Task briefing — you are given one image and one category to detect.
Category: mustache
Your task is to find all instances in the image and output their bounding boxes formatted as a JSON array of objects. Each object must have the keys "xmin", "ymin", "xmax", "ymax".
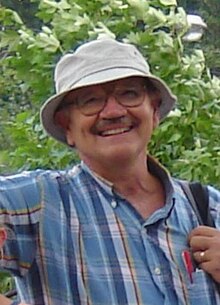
[{"xmin": 93, "ymin": 116, "xmax": 134, "ymax": 132}]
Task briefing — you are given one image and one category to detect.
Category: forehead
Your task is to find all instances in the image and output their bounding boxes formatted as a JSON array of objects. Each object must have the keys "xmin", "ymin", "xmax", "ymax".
[{"xmin": 65, "ymin": 76, "xmax": 146, "ymax": 99}]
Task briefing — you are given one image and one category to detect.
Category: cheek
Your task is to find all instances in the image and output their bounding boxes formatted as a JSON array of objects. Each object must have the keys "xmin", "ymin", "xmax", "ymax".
[
  {"xmin": 141, "ymin": 102, "xmax": 158, "ymax": 124},
  {"xmin": 65, "ymin": 112, "xmax": 92, "ymax": 146}
]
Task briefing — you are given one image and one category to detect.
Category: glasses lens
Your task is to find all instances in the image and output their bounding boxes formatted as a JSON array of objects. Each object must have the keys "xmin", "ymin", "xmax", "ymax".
[
  {"xmin": 78, "ymin": 95, "xmax": 106, "ymax": 115},
  {"xmin": 115, "ymin": 85, "xmax": 145, "ymax": 107},
  {"xmin": 75, "ymin": 83, "xmax": 146, "ymax": 116}
]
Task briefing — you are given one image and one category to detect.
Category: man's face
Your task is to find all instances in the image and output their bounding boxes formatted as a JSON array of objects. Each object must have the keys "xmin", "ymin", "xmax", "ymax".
[{"xmin": 56, "ymin": 77, "xmax": 160, "ymax": 173}]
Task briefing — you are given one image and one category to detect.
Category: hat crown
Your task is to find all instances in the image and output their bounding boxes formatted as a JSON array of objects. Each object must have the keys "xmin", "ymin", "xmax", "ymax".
[
  {"xmin": 41, "ymin": 38, "xmax": 176, "ymax": 145},
  {"xmin": 54, "ymin": 39, "xmax": 150, "ymax": 93}
]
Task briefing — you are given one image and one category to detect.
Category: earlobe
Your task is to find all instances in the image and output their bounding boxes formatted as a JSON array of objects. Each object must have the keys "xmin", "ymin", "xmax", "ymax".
[
  {"xmin": 151, "ymin": 95, "xmax": 161, "ymax": 128},
  {"xmin": 153, "ymin": 109, "xmax": 160, "ymax": 128},
  {"xmin": 151, "ymin": 100, "xmax": 160, "ymax": 128},
  {"xmin": 66, "ymin": 130, "xmax": 75, "ymax": 147}
]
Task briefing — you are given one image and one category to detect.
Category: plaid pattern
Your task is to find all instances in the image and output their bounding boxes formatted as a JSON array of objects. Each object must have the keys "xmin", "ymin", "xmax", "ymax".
[{"xmin": 0, "ymin": 160, "xmax": 220, "ymax": 305}]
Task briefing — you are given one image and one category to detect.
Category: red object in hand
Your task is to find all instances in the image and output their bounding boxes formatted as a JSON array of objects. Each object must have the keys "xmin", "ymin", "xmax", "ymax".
[{"xmin": 182, "ymin": 250, "xmax": 195, "ymax": 283}]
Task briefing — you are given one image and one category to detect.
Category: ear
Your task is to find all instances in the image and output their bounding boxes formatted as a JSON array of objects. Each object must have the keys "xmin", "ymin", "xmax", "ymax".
[
  {"xmin": 151, "ymin": 96, "xmax": 161, "ymax": 129},
  {"xmin": 54, "ymin": 110, "xmax": 76, "ymax": 147},
  {"xmin": 153, "ymin": 108, "xmax": 160, "ymax": 129},
  {"xmin": 66, "ymin": 128, "xmax": 76, "ymax": 147},
  {"xmin": 54, "ymin": 110, "xmax": 69, "ymax": 130}
]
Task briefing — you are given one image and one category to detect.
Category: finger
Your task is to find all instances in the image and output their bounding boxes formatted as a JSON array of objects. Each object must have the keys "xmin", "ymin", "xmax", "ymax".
[
  {"xmin": 189, "ymin": 226, "xmax": 218, "ymax": 239},
  {"xmin": 196, "ymin": 259, "xmax": 220, "ymax": 282},
  {"xmin": 193, "ymin": 250, "xmax": 209, "ymax": 264},
  {"xmin": 192, "ymin": 251, "xmax": 220, "ymax": 283},
  {"xmin": 189, "ymin": 235, "xmax": 211, "ymax": 251}
]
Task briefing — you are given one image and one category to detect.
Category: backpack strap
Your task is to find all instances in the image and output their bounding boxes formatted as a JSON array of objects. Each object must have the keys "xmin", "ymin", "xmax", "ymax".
[
  {"xmin": 179, "ymin": 181, "xmax": 215, "ymax": 227},
  {"xmin": 179, "ymin": 181, "xmax": 220, "ymax": 295}
]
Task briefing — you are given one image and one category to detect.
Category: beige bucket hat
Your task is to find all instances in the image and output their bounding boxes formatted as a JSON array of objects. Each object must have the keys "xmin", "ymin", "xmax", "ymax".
[{"xmin": 40, "ymin": 38, "xmax": 176, "ymax": 145}]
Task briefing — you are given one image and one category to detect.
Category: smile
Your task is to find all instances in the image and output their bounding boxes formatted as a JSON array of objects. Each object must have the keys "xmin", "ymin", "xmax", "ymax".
[{"xmin": 100, "ymin": 127, "xmax": 132, "ymax": 136}]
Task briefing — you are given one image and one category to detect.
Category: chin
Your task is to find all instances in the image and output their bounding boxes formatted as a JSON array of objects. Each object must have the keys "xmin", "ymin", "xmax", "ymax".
[{"xmin": 102, "ymin": 145, "xmax": 140, "ymax": 163}]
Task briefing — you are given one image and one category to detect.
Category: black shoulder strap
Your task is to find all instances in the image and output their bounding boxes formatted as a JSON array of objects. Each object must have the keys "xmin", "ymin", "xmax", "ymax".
[
  {"xmin": 179, "ymin": 181, "xmax": 215, "ymax": 227},
  {"xmin": 179, "ymin": 181, "xmax": 220, "ymax": 295}
]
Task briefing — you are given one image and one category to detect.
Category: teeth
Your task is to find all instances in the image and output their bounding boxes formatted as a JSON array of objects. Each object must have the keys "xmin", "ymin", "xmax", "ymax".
[{"xmin": 101, "ymin": 127, "xmax": 130, "ymax": 136}]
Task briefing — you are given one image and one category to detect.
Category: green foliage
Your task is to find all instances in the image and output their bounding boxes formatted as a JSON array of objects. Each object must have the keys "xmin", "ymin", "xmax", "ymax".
[
  {"xmin": 1, "ymin": 111, "xmax": 78, "ymax": 172},
  {"xmin": 178, "ymin": 0, "xmax": 220, "ymax": 71},
  {"xmin": 0, "ymin": 271, "xmax": 14, "ymax": 294}
]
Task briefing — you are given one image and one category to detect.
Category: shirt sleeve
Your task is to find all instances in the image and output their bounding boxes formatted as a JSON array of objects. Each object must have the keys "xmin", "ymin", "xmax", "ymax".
[
  {"xmin": 0, "ymin": 171, "xmax": 42, "ymax": 276},
  {"xmin": 207, "ymin": 185, "xmax": 220, "ymax": 229}
]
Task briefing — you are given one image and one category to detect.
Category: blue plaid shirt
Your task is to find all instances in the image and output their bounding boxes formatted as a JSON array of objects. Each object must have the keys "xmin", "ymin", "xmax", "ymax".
[{"xmin": 1, "ymin": 159, "xmax": 220, "ymax": 305}]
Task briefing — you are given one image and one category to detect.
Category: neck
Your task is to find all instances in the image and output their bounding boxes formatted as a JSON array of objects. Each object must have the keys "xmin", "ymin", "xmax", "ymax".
[
  {"xmin": 112, "ymin": 163, "xmax": 160, "ymax": 198},
  {"xmin": 84, "ymin": 154, "xmax": 155, "ymax": 193},
  {"xmin": 84, "ymin": 155, "xmax": 165, "ymax": 218}
]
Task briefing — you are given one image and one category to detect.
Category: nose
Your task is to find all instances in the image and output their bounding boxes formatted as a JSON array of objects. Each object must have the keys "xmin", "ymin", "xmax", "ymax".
[{"xmin": 99, "ymin": 95, "xmax": 127, "ymax": 118}]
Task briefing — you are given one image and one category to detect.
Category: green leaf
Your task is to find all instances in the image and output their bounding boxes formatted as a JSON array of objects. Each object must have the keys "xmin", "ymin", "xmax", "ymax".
[
  {"xmin": 12, "ymin": 11, "xmax": 24, "ymax": 24},
  {"xmin": 159, "ymin": 0, "xmax": 177, "ymax": 6},
  {"xmin": 167, "ymin": 133, "xmax": 182, "ymax": 143},
  {"xmin": 127, "ymin": 0, "xmax": 149, "ymax": 18},
  {"xmin": 146, "ymin": 7, "xmax": 167, "ymax": 27}
]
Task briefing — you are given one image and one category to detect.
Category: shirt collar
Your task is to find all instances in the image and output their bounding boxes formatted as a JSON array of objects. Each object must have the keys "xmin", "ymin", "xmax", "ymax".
[
  {"xmin": 81, "ymin": 161, "xmax": 114, "ymax": 195},
  {"xmin": 80, "ymin": 156, "xmax": 174, "ymax": 203}
]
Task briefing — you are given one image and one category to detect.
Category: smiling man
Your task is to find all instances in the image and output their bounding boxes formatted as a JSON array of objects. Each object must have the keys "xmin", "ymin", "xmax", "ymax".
[
  {"xmin": 54, "ymin": 76, "xmax": 160, "ymax": 184},
  {"xmin": 1, "ymin": 38, "xmax": 220, "ymax": 305}
]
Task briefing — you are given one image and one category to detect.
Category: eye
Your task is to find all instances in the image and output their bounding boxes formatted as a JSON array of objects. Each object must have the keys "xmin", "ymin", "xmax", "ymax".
[
  {"xmin": 117, "ymin": 87, "xmax": 140, "ymax": 99},
  {"xmin": 80, "ymin": 96, "xmax": 104, "ymax": 107}
]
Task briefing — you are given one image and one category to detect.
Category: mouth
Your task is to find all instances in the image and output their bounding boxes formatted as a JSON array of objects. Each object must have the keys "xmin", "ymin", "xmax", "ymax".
[{"xmin": 99, "ymin": 127, "xmax": 132, "ymax": 137}]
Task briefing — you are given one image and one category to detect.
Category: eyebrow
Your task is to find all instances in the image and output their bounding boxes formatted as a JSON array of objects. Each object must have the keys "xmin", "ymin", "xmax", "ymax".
[{"xmin": 56, "ymin": 79, "xmax": 150, "ymax": 112}]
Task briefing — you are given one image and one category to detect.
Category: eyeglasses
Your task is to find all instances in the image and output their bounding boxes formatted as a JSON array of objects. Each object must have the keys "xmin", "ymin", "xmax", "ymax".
[{"xmin": 59, "ymin": 83, "xmax": 147, "ymax": 116}]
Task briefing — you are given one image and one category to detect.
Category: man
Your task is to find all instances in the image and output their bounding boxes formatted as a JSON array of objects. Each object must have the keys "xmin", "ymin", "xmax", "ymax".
[{"xmin": 1, "ymin": 38, "xmax": 220, "ymax": 305}]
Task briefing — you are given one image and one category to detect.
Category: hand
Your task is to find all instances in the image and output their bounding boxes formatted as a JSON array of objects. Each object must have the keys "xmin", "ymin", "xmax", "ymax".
[
  {"xmin": 0, "ymin": 295, "xmax": 30, "ymax": 305},
  {"xmin": 189, "ymin": 225, "xmax": 220, "ymax": 283}
]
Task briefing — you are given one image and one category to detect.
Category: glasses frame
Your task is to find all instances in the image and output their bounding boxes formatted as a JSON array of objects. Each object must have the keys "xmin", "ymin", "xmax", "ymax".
[{"xmin": 58, "ymin": 83, "xmax": 149, "ymax": 116}]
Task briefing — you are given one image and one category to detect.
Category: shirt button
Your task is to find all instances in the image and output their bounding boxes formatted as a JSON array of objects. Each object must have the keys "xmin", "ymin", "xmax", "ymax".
[
  {"xmin": 154, "ymin": 267, "xmax": 161, "ymax": 275},
  {"xmin": 111, "ymin": 200, "xmax": 117, "ymax": 208}
]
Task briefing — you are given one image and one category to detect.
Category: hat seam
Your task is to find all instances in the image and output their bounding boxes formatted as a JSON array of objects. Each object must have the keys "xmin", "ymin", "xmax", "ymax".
[
  {"xmin": 41, "ymin": 39, "xmax": 177, "ymax": 145},
  {"xmin": 61, "ymin": 66, "xmax": 149, "ymax": 92}
]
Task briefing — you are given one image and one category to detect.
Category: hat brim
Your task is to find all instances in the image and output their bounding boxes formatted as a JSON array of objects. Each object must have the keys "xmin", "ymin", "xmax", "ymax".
[{"xmin": 40, "ymin": 68, "xmax": 176, "ymax": 145}]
